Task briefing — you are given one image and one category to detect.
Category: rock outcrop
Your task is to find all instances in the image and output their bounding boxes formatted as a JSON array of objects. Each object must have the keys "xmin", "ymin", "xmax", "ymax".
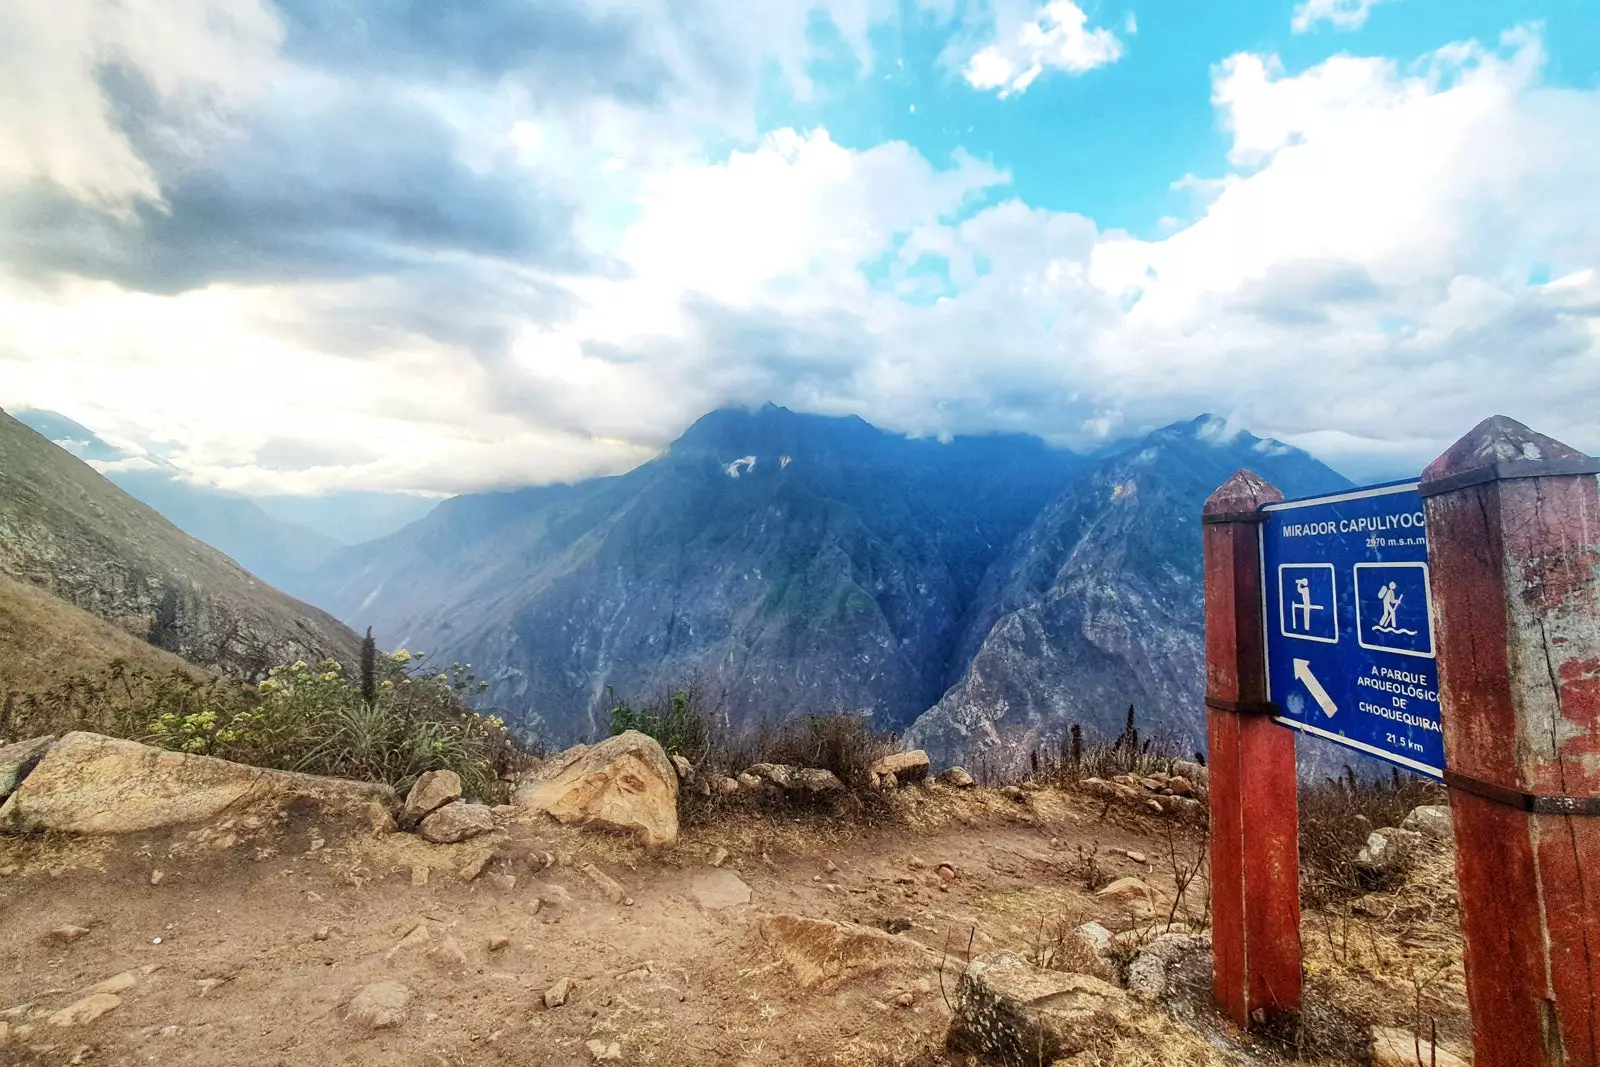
[
  {"xmin": 759, "ymin": 914, "xmax": 938, "ymax": 992},
  {"xmin": 0, "ymin": 731, "xmax": 396, "ymax": 835},
  {"xmin": 947, "ymin": 953, "xmax": 1129, "ymax": 1063},
  {"xmin": 516, "ymin": 731, "xmax": 679, "ymax": 847}
]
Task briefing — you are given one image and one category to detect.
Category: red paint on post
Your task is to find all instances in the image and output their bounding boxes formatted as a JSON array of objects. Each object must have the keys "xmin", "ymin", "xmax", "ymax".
[
  {"xmin": 1203, "ymin": 470, "xmax": 1303, "ymax": 1029},
  {"xmin": 1422, "ymin": 416, "xmax": 1600, "ymax": 1067}
]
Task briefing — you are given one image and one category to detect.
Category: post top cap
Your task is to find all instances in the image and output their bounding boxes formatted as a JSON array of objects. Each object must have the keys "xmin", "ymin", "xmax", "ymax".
[
  {"xmin": 1203, "ymin": 469, "xmax": 1283, "ymax": 517},
  {"xmin": 1422, "ymin": 415, "xmax": 1595, "ymax": 485}
]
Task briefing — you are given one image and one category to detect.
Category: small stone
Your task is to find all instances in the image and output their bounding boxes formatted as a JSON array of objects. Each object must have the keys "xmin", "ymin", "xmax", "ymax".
[
  {"xmin": 586, "ymin": 1039, "xmax": 622, "ymax": 1062},
  {"xmin": 488, "ymin": 935, "xmax": 510, "ymax": 952},
  {"xmin": 48, "ymin": 993, "xmax": 122, "ymax": 1027},
  {"xmin": 426, "ymin": 936, "xmax": 469, "ymax": 971},
  {"xmin": 894, "ymin": 991, "xmax": 915, "ymax": 1008},
  {"xmin": 736, "ymin": 773, "xmax": 762, "ymax": 791},
  {"xmin": 195, "ymin": 977, "xmax": 229, "ymax": 998},
  {"xmin": 1124, "ymin": 851, "xmax": 1147, "ymax": 864},
  {"xmin": 715, "ymin": 777, "xmax": 739, "ymax": 795},
  {"xmin": 689, "ymin": 870, "xmax": 752, "ymax": 910},
  {"xmin": 411, "ymin": 865, "xmax": 430, "ymax": 886},
  {"xmin": 1145, "ymin": 798, "xmax": 1165, "ymax": 815},
  {"xmin": 314, "ymin": 927, "xmax": 331, "ymax": 941},
  {"xmin": 825, "ymin": 859, "xmax": 839, "ymax": 874},
  {"xmin": 1356, "ymin": 828, "xmax": 1425, "ymax": 876},
  {"xmin": 487, "ymin": 873, "xmax": 517, "ymax": 893},
  {"xmin": 1401, "ymin": 805, "xmax": 1453, "ymax": 841},
  {"xmin": 1094, "ymin": 876, "xmax": 1163, "ymax": 914},
  {"xmin": 347, "ymin": 981, "xmax": 411, "ymax": 1030},
  {"xmin": 937, "ymin": 864, "xmax": 957, "ymax": 882},
  {"xmin": 543, "ymin": 977, "xmax": 573, "ymax": 1008},
  {"xmin": 83, "ymin": 972, "xmax": 138, "ymax": 996},
  {"xmin": 671, "ymin": 754, "xmax": 693, "ymax": 779},
  {"xmin": 156, "ymin": 1025, "xmax": 180, "ymax": 1038},
  {"xmin": 710, "ymin": 847, "xmax": 730, "ymax": 868},
  {"xmin": 49, "ymin": 925, "xmax": 91, "ymax": 943},
  {"xmin": 529, "ymin": 897, "xmax": 544, "ymax": 915},
  {"xmin": 149, "ymin": 870, "xmax": 164, "ymax": 886},
  {"xmin": 1166, "ymin": 776, "xmax": 1194, "ymax": 798},
  {"xmin": 907, "ymin": 855, "xmax": 927, "ymax": 870},
  {"xmin": 582, "ymin": 863, "xmax": 632, "ymax": 905}
]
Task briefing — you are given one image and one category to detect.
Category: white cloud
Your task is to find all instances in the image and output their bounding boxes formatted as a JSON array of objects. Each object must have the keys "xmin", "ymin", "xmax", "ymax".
[
  {"xmin": 1291, "ymin": 0, "xmax": 1390, "ymax": 34},
  {"xmin": 1, "ymin": 14, "xmax": 1597, "ymax": 495},
  {"xmin": 0, "ymin": 0, "xmax": 284, "ymax": 212},
  {"xmin": 963, "ymin": 1, "xmax": 1126, "ymax": 98}
]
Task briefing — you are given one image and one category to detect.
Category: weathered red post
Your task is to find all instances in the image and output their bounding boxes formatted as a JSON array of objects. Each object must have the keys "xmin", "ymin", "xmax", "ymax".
[
  {"xmin": 1421, "ymin": 416, "xmax": 1600, "ymax": 1067},
  {"xmin": 1203, "ymin": 470, "xmax": 1303, "ymax": 1028}
]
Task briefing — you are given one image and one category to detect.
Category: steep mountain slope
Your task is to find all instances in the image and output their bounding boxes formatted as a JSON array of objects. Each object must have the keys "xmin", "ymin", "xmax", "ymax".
[
  {"xmin": 0, "ymin": 572, "xmax": 206, "ymax": 696},
  {"xmin": 904, "ymin": 416, "xmax": 1351, "ymax": 773},
  {"xmin": 306, "ymin": 405, "xmax": 1084, "ymax": 740},
  {"xmin": 12, "ymin": 409, "xmax": 339, "ymax": 594},
  {"xmin": 0, "ymin": 408, "xmax": 361, "ymax": 678}
]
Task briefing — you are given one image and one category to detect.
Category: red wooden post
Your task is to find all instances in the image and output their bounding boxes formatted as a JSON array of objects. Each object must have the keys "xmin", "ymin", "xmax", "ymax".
[
  {"xmin": 1203, "ymin": 470, "xmax": 1303, "ymax": 1029},
  {"xmin": 1421, "ymin": 416, "xmax": 1600, "ymax": 1067}
]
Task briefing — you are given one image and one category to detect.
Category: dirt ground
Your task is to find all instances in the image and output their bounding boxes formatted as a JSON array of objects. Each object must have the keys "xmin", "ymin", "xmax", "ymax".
[{"xmin": 0, "ymin": 784, "xmax": 1460, "ymax": 1067}]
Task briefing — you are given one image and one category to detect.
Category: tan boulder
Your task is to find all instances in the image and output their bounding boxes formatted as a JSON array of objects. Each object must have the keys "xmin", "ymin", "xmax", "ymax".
[
  {"xmin": 869, "ymin": 750, "xmax": 931, "ymax": 784},
  {"xmin": 418, "ymin": 801, "xmax": 494, "ymax": 844},
  {"xmin": 0, "ymin": 731, "xmax": 395, "ymax": 835},
  {"xmin": 758, "ymin": 914, "xmax": 938, "ymax": 992},
  {"xmin": 515, "ymin": 731, "xmax": 678, "ymax": 847},
  {"xmin": 400, "ymin": 770, "xmax": 461, "ymax": 830}
]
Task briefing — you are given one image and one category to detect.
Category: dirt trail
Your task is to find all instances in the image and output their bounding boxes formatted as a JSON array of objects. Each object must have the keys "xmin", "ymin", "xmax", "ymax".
[{"xmin": 0, "ymin": 787, "xmax": 1204, "ymax": 1067}]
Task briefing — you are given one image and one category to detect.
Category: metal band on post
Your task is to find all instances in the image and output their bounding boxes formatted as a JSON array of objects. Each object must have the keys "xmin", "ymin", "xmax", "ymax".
[
  {"xmin": 1444, "ymin": 771, "xmax": 1600, "ymax": 817},
  {"xmin": 1205, "ymin": 698, "xmax": 1279, "ymax": 716}
]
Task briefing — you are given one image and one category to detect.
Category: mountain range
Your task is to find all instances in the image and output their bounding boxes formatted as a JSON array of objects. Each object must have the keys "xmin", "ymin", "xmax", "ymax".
[{"xmin": 2, "ymin": 401, "xmax": 1355, "ymax": 771}]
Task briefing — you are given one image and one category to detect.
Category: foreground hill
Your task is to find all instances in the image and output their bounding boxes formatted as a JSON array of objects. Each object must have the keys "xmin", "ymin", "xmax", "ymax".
[
  {"xmin": 907, "ymin": 416, "xmax": 1350, "ymax": 771},
  {"xmin": 305, "ymin": 405, "xmax": 1084, "ymax": 740},
  {"xmin": 0, "ymin": 408, "xmax": 361, "ymax": 679},
  {"xmin": 0, "ymin": 572, "xmax": 203, "ymax": 696}
]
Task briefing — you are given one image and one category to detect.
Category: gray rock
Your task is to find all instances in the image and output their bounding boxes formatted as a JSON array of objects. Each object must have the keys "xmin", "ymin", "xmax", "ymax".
[
  {"xmin": 737, "ymin": 773, "xmax": 762, "ymax": 791},
  {"xmin": 582, "ymin": 862, "xmax": 632, "ymax": 905},
  {"xmin": 937, "ymin": 766, "xmax": 976, "ymax": 788},
  {"xmin": 0, "ymin": 736, "xmax": 54, "ymax": 803},
  {"xmin": 418, "ymin": 801, "xmax": 495, "ymax": 844},
  {"xmin": 1401, "ymin": 805, "xmax": 1453, "ymax": 841},
  {"xmin": 869, "ymin": 750, "xmax": 931, "ymax": 783},
  {"xmin": 1356, "ymin": 827, "xmax": 1425, "ymax": 876},
  {"xmin": 1124, "ymin": 933, "xmax": 1209, "ymax": 1001},
  {"xmin": 947, "ymin": 952, "xmax": 1128, "ymax": 1061},
  {"xmin": 400, "ymin": 770, "xmax": 462, "ymax": 830},
  {"xmin": 715, "ymin": 776, "xmax": 739, "ymax": 795},
  {"xmin": 670, "ymin": 754, "xmax": 693, "ymax": 780},
  {"xmin": 745, "ymin": 763, "xmax": 794, "ymax": 788},
  {"xmin": 791, "ymin": 768, "xmax": 845, "ymax": 793},
  {"xmin": 1172, "ymin": 759, "xmax": 1208, "ymax": 786},
  {"xmin": 347, "ymin": 981, "xmax": 411, "ymax": 1030},
  {"xmin": 689, "ymin": 869, "xmax": 752, "ymax": 910}
]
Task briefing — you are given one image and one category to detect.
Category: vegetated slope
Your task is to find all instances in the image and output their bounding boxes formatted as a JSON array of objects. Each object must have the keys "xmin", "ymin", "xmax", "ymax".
[
  {"xmin": 0, "ymin": 408, "xmax": 361, "ymax": 678},
  {"xmin": 11, "ymin": 409, "xmax": 339, "ymax": 595},
  {"xmin": 905, "ymin": 415, "xmax": 1352, "ymax": 774},
  {"xmin": 0, "ymin": 572, "xmax": 205, "ymax": 695},
  {"xmin": 305, "ymin": 405, "xmax": 1085, "ymax": 742}
]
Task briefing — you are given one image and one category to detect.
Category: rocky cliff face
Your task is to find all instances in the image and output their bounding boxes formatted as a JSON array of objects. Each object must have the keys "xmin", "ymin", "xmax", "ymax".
[
  {"xmin": 0, "ymin": 408, "xmax": 361, "ymax": 679},
  {"xmin": 904, "ymin": 416, "xmax": 1350, "ymax": 775},
  {"xmin": 306, "ymin": 405, "xmax": 1084, "ymax": 741}
]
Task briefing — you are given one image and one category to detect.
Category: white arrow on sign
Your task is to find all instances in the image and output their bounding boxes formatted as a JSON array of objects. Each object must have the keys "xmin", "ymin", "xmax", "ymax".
[{"xmin": 1293, "ymin": 659, "xmax": 1338, "ymax": 718}]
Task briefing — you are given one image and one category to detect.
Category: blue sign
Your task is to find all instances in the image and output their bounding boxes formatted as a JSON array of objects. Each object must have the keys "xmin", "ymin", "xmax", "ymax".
[{"xmin": 1260, "ymin": 481, "xmax": 1443, "ymax": 779}]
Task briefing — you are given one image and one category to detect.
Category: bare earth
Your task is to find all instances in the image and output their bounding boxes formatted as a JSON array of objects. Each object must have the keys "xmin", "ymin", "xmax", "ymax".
[{"xmin": 0, "ymin": 786, "xmax": 1436, "ymax": 1066}]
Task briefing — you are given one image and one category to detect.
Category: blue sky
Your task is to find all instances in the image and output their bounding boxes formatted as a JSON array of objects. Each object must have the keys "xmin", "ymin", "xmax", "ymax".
[{"xmin": 0, "ymin": 0, "xmax": 1596, "ymax": 495}]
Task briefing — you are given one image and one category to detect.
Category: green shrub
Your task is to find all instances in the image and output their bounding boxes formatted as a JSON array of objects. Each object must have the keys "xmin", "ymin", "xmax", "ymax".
[
  {"xmin": 0, "ymin": 650, "xmax": 525, "ymax": 803},
  {"xmin": 608, "ymin": 685, "xmax": 709, "ymax": 760}
]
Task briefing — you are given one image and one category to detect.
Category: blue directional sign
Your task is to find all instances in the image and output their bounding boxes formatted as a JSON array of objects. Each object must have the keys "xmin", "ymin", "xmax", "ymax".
[{"xmin": 1260, "ymin": 481, "xmax": 1443, "ymax": 779}]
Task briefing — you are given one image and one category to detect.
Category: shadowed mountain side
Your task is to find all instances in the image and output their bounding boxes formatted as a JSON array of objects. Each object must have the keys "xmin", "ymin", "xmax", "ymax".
[{"xmin": 0, "ymin": 408, "xmax": 361, "ymax": 679}]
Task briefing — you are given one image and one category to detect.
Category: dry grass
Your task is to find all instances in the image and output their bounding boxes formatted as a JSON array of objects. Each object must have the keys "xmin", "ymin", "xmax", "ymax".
[{"xmin": 0, "ymin": 572, "xmax": 204, "ymax": 705}]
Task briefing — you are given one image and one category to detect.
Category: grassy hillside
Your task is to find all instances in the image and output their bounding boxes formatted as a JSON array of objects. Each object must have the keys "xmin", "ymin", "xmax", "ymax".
[
  {"xmin": 0, "ymin": 572, "xmax": 205, "ymax": 696},
  {"xmin": 0, "ymin": 407, "xmax": 360, "ymax": 678}
]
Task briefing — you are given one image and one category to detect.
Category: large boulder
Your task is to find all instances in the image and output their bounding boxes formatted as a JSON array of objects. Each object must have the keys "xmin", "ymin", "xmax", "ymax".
[
  {"xmin": 0, "ymin": 735, "xmax": 54, "ymax": 803},
  {"xmin": 516, "ymin": 731, "xmax": 679, "ymax": 847},
  {"xmin": 947, "ymin": 952, "xmax": 1129, "ymax": 1063},
  {"xmin": 759, "ymin": 914, "xmax": 938, "ymax": 992},
  {"xmin": 400, "ymin": 770, "xmax": 462, "ymax": 830},
  {"xmin": 869, "ymin": 750, "xmax": 931, "ymax": 784},
  {"xmin": 0, "ymin": 731, "xmax": 396, "ymax": 835}
]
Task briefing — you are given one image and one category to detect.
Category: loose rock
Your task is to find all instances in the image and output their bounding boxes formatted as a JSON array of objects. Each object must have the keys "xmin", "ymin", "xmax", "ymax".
[
  {"xmin": 516, "ymin": 731, "xmax": 679, "ymax": 847},
  {"xmin": 689, "ymin": 869, "xmax": 751, "ymax": 910},
  {"xmin": 1125, "ymin": 933, "xmax": 1209, "ymax": 1001},
  {"xmin": 418, "ymin": 801, "xmax": 495, "ymax": 844},
  {"xmin": 488, "ymin": 934, "xmax": 510, "ymax": 952},
  {"xmin": 48, "ymin": 994, "xmax": 122, "ymax": 1027},
  {"xmin": 543, "ymin": 977, "xmax": 573, "ymax": 1008},
  {"xmin": 426, "ymin": 936, "xmax": 469, "ymax": 971},
  {"xmin": 49, "ymin": 925, "xmax": 91, "ymax": 943},
  {"xmin": 582, "ymin": 862, "xmax": 633, "ymax": 905},
  {"xmin": 1400, "ymin": 805, "xmax": 1453, "ymax": 841},
  {"xmin": 399, "ymin": 770, "xmax": 462, "ymax": 830},
  {"xmin": 347, "ymin": 981, "xmax": 411, "ymax": 1030},
  {"xmin": 710, "ymin": 846, "xmax": 730, "ymax": 868},
  {"xmin": 1356, "ymin": 828, "xmax": 1424, "ymax": 878},
  {"xmin": 715, "ymin": 776, "xmax": 740, "ymax": 795},
  {"xmin": 937, "ymin": 766, "xmax": 976, "ymax": 789},
  {"xmin": 758, "ymin": 914, "xmax": 938, "ymax": 991},
  {"xmin": 869, "ymin": 750, "xmax": 931, "ymax": 784},
  {"xmin": 670, "ymin": 754, "xmax": 693, "ymax": 780},
  {"xmin": 587, "ymin": 1039, "xmax": 622, "ymax": 1062}
]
